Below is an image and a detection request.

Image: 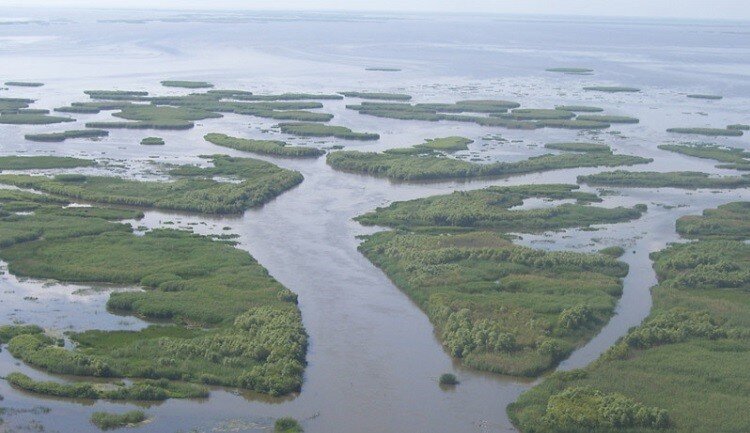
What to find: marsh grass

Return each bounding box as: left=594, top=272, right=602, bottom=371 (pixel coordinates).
left=658, top=143, right=750, bottom=170
left=205, top=133, right=323, bottom=157
left=339, top=91, right=411, bottom=101
left=161, top=80, right=213, bottom=89
left=0, top=156, right=95, bottom=170
left=91, top=411, right=147, bottom=430
left=666, top=127, right=743, bottom=137
left=25, top=129, right=109, bottom=142
left=578, top=170, right=750, bottom=189
left=278, top=122, right=379, bottom=140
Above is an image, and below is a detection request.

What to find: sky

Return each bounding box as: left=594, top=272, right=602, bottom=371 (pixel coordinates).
left=5, top=0, right=750, bottom=21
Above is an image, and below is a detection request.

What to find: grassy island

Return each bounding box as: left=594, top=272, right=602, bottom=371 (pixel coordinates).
left=205, top=133, right=323, bottom=157
left=86, top=105, right=222, bottom=130
left=415, top=136, right=473, bottom=151
left=509, top=201, right=750, bottom=433
left=545, top=142, right=611, bottom=153
left=575, top=115, right=639, bottom=124
left=140, top=136, right=165, bottom=145
left=365, top=67, right=401, bottom=72
left=578, top=170, right=750, bottom=189
left=84, top=90, right=149, bottom=100
left=91, top=411, right=147, bottom=430
left=357, top=184, right=643, bottom=376
left=278, top=122, right=379, bottom=140
left=583, top=86, right=641, bottom=93
left=0, top=154, right=303, bottom=214
left=25, top=129, right=109, bottom=142
left=161, top=80, right=214, bottom=89
left=658, top=143, right=750, bottom=171
left=546, top=68, right=594, bottom=75
left=509, top=109, right=575, bottom=120
left=727, top=124, right=749, bottom=131
left=686, top=94, right=723, bottom=100
left=555, top=105, right=604, bottom=112
left=339, top=91, right=412, bottom=101
left=5, top=81, right=44, bottom=87
left=327, top=146, right=650, bottom=181
left=0, top=193, right=307, bottom=397
left=666, top=127, right=743, bottom=137
left=0, top=113, right=74, bottom=125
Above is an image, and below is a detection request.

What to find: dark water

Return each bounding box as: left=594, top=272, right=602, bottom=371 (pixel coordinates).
left=0, top=8, right=748, bottom=433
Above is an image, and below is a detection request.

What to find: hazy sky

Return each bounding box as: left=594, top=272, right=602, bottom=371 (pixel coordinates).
left=6, top=0, right=750, bottom=20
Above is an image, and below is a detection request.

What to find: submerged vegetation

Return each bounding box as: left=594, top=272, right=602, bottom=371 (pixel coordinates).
left=278, top=122, right=379, bottom=140
left=509, top=201, right=750, bottom=433
left=205, top=133, right=324, bottom=157
left=578, top=170, right=750, bottom=189
left=357, top=184, right=641, bottom=376
left=327, top=146, right=650, bottom=181
left=25, top=129, right=109, bottom=142
left=658, top=143, right=750, bottom=170
left=0, top=155, right=302, bottom=214
left=91, top=411, right=147, bottom=430
left=0, top=194, right=307, bottom=397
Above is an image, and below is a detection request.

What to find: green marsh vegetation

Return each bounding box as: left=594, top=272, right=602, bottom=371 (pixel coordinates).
left=575, top=115, right=639, bottom=124
left=278, top=122, right=379, bottom=140
left=686, top=94, right=722, bottom=100
left=658, top=143, right=750, bottom=170
left=86, top=105, right=222, bottom=130
left=326, top=145, right=650, bottom=181
left=439, top=373, right=459, bottom=386
left=0, top=155, right=95, bottom=170
left=7, top=372, right=207, bottom=400
left=509, top=201, right=750, bottom=433
left=544, top=142, right=611, bottom=153
left=583, top=86, right=641, bottom=93
left=356, top=184, right=646, bottom=232
left=275, top=417, right=303, bottom=433
left=0, top=194, right=307, bottom=396
left=338, top=91, right=412, bottom=101
left=4, top=81, right=44, bottom=87
left=140, top=137, right=165, bottom=145
left=365, top=67, right=401, bottom=72
left=554, top=105, right=604, bottom=112
left=357, top=184, right=642, bottom=376
left=578, top=170, right=750, bottom=189
left=25, top=129, right=109, bottom=142
left=546, top=67, right=594, bottom=75
left=91, top=410, right=147, bottom=430
left=84, top=90, right=149, bottom=100
left=0, top=112, right=74, bottom=125
left=205, top=133, right=324, bottom=158
left=666, top=127, right=743, bottom=137
left=727, top=124, right=749, bottom=131
left=161, top=80, right=214, bottom=89
left=0, top=154, right=303, bottom=214
left=55, top=101, right=133, bottom=114
left=508, top=108, right=575, bottom=120
left=415, top=136, right=473, bottom=151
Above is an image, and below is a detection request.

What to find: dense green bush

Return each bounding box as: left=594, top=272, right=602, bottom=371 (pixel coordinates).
left=275, top=417, right=303, bottom=433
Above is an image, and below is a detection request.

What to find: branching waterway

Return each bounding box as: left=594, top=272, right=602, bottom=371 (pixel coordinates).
left=0, top=8, right=749, bottom=433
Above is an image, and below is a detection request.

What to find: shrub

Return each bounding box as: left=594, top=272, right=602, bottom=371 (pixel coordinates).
left=275, top=417, right=303, bottom=433
left=439, top=373, right=459, bottom=385
left=90, top=410, right=147, bottom=430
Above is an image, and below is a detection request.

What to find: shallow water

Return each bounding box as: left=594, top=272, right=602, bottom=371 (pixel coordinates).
left=0, top=8, right=749, bottom=433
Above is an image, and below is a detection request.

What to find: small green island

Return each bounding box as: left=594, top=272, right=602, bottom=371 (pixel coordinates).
left=0, top=155, right=95, bottom=170
left=140, top=136, right=165, bottom=145
left=91, top=410, right=147, bottom=430
left=583, top=86, right=641, bottom=93
left=545, top=142, right=612, bottom=153
left=25, top=129, right=109, bottom=142
left=546, top=67, right=594, bottom=75
left=205, top=133, right=324, bottom=157
left=161, top=80, right=214, bottom=89
left=686, top=94, right=723, bottom=100
left=658, top=143, right=750, bottom=170
left=555, top=105, right=604, bottom=112
left=278, top=122, right=379, bottom=140
left=339, top=91, right=412, bottom=101
left=666, top=127, right=743, bottom=137
left=509, top=201, right=750, bottom=433
left=5, top=81, right=44, bottom=87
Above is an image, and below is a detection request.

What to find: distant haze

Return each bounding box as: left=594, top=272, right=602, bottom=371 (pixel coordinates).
left=5, top=0, right=750, bottom=21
